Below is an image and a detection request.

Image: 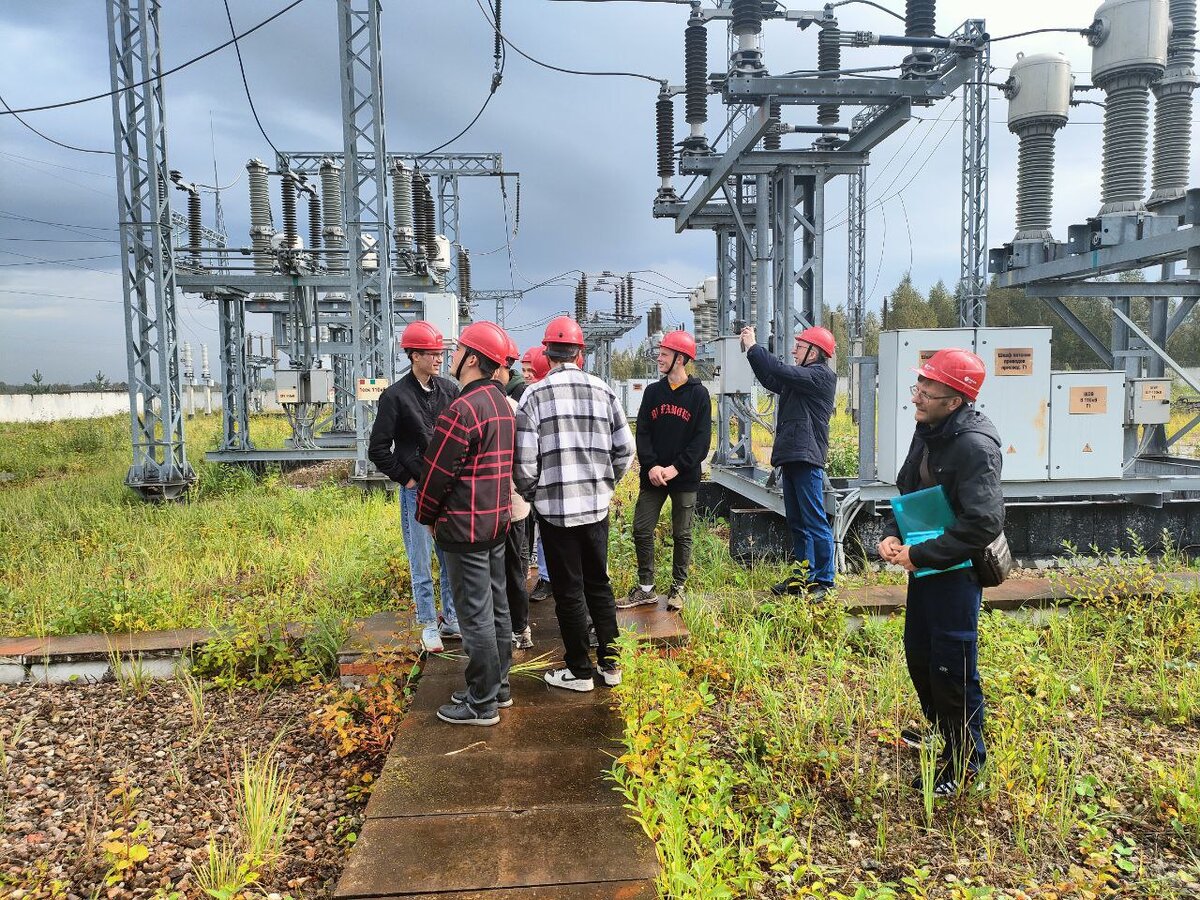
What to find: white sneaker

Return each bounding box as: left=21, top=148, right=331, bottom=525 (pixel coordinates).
left=511, top=626, right=533, bottom=650
left=543, top=667, right=595, bottom=692
left=421, top=624, right=444, bottom=653
left=598, top=665, right=622, bottom=687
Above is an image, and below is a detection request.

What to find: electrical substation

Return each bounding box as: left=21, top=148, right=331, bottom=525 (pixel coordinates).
left=96, top=0, right=1200, bottom=565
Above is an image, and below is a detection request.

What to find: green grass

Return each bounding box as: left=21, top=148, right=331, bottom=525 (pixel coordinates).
left=612, top=565, right=1200, bottom=898
left=0, top=414, right=409, bottom=638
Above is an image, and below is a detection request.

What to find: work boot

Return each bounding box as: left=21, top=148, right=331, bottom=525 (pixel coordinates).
left=617, top=586, right=658, bottom=609
left=665, top=585, right=685, bottom=611
left=770, top=571, right=809, bottom=597
left=530, top=578, right=553, bottom=603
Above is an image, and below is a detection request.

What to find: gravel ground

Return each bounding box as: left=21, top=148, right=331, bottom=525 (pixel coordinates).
left=0, top=680, right=370, bottom=898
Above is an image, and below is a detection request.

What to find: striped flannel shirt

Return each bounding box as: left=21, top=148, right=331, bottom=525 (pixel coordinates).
left=514, top=363, right=635, bottom=528
left=416, top=379, right=515, bottom=552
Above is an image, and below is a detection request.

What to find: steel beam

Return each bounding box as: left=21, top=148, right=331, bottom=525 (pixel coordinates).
left=996, top=226, right=1200, bottom=286
left=676, top=104, right=773, bottom=232
left=844, top=100, right=913, bottom=154
left=959, top=21, right=989, bottom=327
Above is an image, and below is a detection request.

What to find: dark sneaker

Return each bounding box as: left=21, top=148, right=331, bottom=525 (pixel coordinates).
left=899, top=727, right=936, bottom=751
left=665, top=585, right=685, bottom=611
left=436, top=701, right=500, bottom=726
left=438, top=616, right=462, bottom=640
left=530, top=579, right=553, bottom=603
left=511, top=626, right=533, bottom=650
left=598, top=665, right=622, bottom=687
left=451, top=688, right=513, bottom=709
left=911, top=765, right=979, bottom=797
left=544, top=667, right=595, bottom=692
left=770, top=574, right=808, bottom=596
left=617, top=586, right=658, bottom=609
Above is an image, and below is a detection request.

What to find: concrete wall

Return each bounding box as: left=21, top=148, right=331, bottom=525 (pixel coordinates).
left=0, top=390, right=226, bottom=423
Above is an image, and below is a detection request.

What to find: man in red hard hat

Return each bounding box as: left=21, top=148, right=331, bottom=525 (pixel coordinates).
left=878, top=347, right=1003, bottom=796
left=740, top=324, right=838, bottom=599
left=515, top=315, right=634, bottom=692
left=369, top=321, right=459, bottom=653
left=618, top=329, right=711, bottom=613
left=418, top=320, right=517, bottom=726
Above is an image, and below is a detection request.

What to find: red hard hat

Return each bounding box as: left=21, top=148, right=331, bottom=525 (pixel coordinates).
left=521, top=347, right=537, bottom=365
left=796, top=326, right=836, bottom=358
left=528, top=346, right=551, bottom=381
left=504, top=333, right=520, bottom=364
left=400, top=320, right=444, bottom=352
left=660, top=329, right=697, bottom=360
left=543, top=315, right=585, bottom=349
left=458, top=320, right=513, bottom=366
left=917, top=348, right=986, bottom=401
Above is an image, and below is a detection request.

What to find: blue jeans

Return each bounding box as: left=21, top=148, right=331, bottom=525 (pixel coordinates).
left=780, top=462, right=835, bottom=585
left=398, top=486, right=457, bottom=626
left=904, top=567, right=986, bottom=774
left=536, top=529, right=548, bottom=581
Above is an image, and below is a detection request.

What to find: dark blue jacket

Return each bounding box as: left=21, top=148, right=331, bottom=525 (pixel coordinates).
left=747, top=344, right=837, bottom=468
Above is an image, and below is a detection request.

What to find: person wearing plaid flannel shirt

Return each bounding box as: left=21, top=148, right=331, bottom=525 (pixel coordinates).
left=514, top=316, right=635, bottom=693
left=418, top=321, right=517, bottom=727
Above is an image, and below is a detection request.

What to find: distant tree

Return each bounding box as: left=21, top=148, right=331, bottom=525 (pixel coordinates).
left=883, top=274, right=935, bottom=330
left=31, top=370, right=43, bottom=389
left=93, top=371, right=109, bottom=390
left=929, top=280, right=958, bottom=328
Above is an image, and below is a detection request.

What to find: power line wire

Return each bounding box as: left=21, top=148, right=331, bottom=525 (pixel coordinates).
left=222, top=0, right=281, bottom=158
left=473, top=0, right=663, bottom=85
left=0, top=0, right=309, bottom=116
left=0, top=93, right=114, bottom=155
left=0, top=288, right=119, bottom=304
left=0, top=211, right=118, bottom=233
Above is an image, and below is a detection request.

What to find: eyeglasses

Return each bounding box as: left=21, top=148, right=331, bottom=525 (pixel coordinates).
left=910, top=384, right=957, bottom=402
left=411, top=350, right=442, bottom=359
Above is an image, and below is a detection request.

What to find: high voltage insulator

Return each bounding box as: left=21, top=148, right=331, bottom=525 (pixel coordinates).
left=306, top=184, right=322, bottom=253
left=765, top=98, right=782, bottom=151
left=493, top=0, right=503, bottom=68
left=319, top=158, right=344, bottom=251
left=187, top=189, right=202, bottom=260
left=392, top=160, right=414, bottom=246
left=731, top=0, right=762, bottom=36
left=575, top=274, right=589, bottom=322
left=247, top=158, right=273, bottom=275
left=420, top=177, right=438, bottom=262
left=1005, top=52, right=1072, bottom=241
left=625, top=274, right=634, bottom=317
left=1150, top=0, right=1198, bottom=204
left=905, top=0, right=936, bottom=39
left=281, top=171, right=298, bottom=250
left=817, top=22, right=842, bottom=126
left=656, top=91, right=678, bottom=199
left=458, top=247, right=472, bottom=302
left=684, top=10, right=709, bottom=147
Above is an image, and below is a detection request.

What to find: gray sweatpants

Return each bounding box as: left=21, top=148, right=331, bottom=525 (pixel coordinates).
left=441, top=543, right=512, bottom=712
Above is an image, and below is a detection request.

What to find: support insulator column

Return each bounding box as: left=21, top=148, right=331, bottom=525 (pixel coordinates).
left=656, top=90, right=678, bottom=200
left=730, top=0, right=764, bottom=73
left=392, top=160, right=415, bottom=247
left=305, top=183, right=322, bottom=254
left=281, top=171, right=298, bottom=250
left=1013, top=122, right=1064, bottom=240
left=1097, top=70, right=1161, bottom=213
left=247, top=158, right=274, bottom=274
left=187, top=189, right=202, bottom=261
left=1150, top=0, right=1198, bottom=204
left=817, top=21, right=842, bottom=127
left=902, top=0, right=937, bottom=74
left=457, top=247, right=472, bottom=305
left=319, top=158, right=344, bottom=252
left=684, top=12, right=711, bottom=152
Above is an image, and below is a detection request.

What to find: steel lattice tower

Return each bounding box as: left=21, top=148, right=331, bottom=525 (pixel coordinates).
left=958, top=20, right=990, bottom=327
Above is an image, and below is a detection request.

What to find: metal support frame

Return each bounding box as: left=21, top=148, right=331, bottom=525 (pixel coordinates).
left=847, top=168, right=867, bottom=420
left=437, top=172, right=462, bottom=309
left=958, top=19, right=989, bottom=327
left=107, top=0, right=194, bottom=500
left=337, top=0, right=393, bottom=479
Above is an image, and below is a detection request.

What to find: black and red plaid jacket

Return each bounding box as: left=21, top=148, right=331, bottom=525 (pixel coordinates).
left=417, top=378, right=515, bottom=552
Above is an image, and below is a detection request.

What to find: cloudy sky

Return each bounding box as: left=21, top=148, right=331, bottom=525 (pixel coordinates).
left=1, top=0, right=1195, bottom=384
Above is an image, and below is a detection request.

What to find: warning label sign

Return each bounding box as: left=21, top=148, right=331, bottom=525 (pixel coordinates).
left=995, top=348, right=1034, bottom=375
left=918, top=350, right=937, bottom=365
left=357, top=378, right=389, bottom=401
left=1141, top=381, right=1168, bottom=402
left=1069, top=386, right=1108, bottom=414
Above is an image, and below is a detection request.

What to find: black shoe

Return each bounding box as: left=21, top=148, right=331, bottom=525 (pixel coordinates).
left=530, top=578, right=553, bottom=603
left=436, top=701, right=500, bottom=726
left=911, top=764, right=979, bottom=797
left=807, top=583, right=833, bottom=601
left=451, top=688, right=513, bottom=709
left=899, top=727, right=936, bottom=751
left=770, top=574, right=808, bottom=597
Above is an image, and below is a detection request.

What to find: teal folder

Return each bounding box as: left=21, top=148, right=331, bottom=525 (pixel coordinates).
left=890, top=485, right=972, bottom=579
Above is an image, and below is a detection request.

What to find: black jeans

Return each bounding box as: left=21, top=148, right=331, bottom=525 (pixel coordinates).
left=506, top=517, right=530, bottom=633
left=903, top=567, right=986, bottom=774
left=441, top=544, right=511, bottom=713
left=538, top=515, right=619, bottom=679
left=632, top=487, right=697, bottom=589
